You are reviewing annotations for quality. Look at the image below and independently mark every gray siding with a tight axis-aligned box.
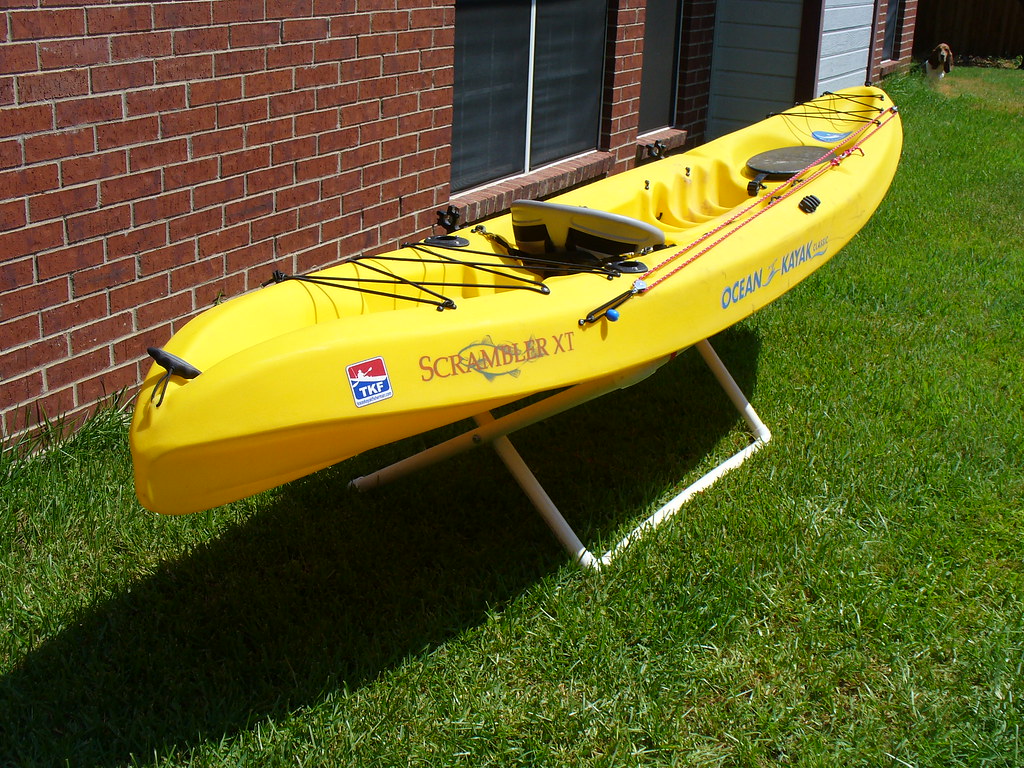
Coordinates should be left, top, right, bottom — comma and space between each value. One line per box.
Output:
816, 0, 874, 93
706, 0, 803, 139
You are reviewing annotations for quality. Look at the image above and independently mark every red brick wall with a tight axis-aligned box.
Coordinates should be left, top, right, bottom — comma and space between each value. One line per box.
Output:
871, 0, 918, 81
0, 0, 719, 437
1, 0, 455, 435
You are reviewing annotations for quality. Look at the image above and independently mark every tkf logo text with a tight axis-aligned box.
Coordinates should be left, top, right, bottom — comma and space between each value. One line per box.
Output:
721, 236, 829, 309
419, 332, 576, 382
347, 357, 394, 407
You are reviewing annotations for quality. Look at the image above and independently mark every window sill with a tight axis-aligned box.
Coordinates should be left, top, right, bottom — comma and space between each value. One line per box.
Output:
449, 150, 615, 226
635, 127, 688, 163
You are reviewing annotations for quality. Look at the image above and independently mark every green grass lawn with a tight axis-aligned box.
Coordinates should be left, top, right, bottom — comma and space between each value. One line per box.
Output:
3, 68, 1022, 767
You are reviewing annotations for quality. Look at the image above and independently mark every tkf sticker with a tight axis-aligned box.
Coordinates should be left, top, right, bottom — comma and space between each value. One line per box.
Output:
347, 357, 393, 407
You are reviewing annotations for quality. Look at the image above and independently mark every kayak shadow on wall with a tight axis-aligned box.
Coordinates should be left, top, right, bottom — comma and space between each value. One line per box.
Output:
0, 326, 763, 767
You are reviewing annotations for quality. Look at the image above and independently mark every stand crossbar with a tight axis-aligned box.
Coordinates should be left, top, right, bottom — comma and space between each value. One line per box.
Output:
350, 339, 771, 570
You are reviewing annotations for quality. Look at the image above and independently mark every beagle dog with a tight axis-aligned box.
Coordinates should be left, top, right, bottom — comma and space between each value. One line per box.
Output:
924, 43, 953, 80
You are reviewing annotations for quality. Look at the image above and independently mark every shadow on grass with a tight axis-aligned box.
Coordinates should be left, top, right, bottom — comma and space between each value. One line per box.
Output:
0, 328, 762, 766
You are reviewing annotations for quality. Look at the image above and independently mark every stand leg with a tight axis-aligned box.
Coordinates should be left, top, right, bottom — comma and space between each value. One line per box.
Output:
351, 340, 770, 570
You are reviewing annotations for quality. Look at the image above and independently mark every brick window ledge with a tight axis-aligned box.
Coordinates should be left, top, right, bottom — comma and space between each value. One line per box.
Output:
635, 127, 688, 163
449, 150, 616, 226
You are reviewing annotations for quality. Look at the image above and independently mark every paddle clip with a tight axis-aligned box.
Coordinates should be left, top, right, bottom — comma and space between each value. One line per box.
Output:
579, 279, 647, 326
147, 347, 201, 407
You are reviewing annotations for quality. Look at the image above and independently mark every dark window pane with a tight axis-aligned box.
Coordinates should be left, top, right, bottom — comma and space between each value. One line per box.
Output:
530, 0, 606, 167
638, 0, 681, 132
452, 0, 531, 191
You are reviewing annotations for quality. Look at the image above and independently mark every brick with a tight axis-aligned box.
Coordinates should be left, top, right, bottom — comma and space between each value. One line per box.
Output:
126, 84, 187, 117
0, 163, 58, 198
55, 95, 123, 129
295, 63, 339, 89
213, 48, 264, 77
105, 222, 166, 261
91, 61, 155, 94
0, 103, 52, 139
220, 145, 270, 177
87, 5, 155, 35
173, 26, 229, 56
266, 0, 313, 20
315, 82, 358, 109
251, 209, 296, 243
370, 10, 410, 32
17, 70, 90, 103
189, 76, 242, 107
0, 277, 69, 319
169, 207, 222, 243
96, 115, 159, 150
0, 335, 68, 379
39, 38, 110, 71
128, 141, 188, 173
133, 190, 190, 226
246, 164, 293, 194
214, 0, 266, 24
73, 257, 137, 297
0, 255, 33, 292
147, 293, 196, 329
266, 42, 313, 69
10, 9, 85, 40
109, 273, 168, 313
76, 361, 140, 406
271, 135, 315, 163
37, 240, 105, 279
296, 153, 339, 181
194, 272, 246, 308
0, 314, 41, 348
159, 107, 216, 138
225, 193, 273, 226
295, 102, 338, 135
216, 97, 268, 127
297, 197, 340, 227
192, 127, 244, 158
61, 150, 128, 186
100, 169, 161, 204
112, 31, 173, 62
277, 224, 318, 256
198, 222, 248, 258
0, 375, 44, 423
0, 43, 38, 76
163, 157, 218, 190
313, 37, 357, 64
66, 206, 129, 243
224, 237, 273, 273
24, 127, 94, 165
294, 241, 337, 273
229, 21, 280, 48
156, 54, 214, 84
270, 89, 315, 117
70, 311, 134, 354
0, 221, 65, 264
0, 140, 20, 170
246, 117, 292, 146
46, 347, 109, 390
275, 180, 319, 211
193, 176, 244, 210
169, 255, 224, 292
282, 17, 329, 42
154, 1, 213, 29
139, 240, 194, 276
244, 69, 293, 98
112, 323, 172, 364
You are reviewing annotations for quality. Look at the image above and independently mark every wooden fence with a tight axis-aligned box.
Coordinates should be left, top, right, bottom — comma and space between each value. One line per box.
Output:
913, 0, 1024, 59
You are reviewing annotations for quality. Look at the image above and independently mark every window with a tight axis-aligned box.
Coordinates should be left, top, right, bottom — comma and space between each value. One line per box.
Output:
451, 0, 608, 193
883, 0, 905, 61
638, 0, 683, 133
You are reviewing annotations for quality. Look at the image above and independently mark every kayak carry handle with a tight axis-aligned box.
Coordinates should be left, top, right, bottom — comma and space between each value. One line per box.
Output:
147, 347, 201, 407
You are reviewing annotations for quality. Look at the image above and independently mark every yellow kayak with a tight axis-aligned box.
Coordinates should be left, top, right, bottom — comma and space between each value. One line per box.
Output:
131, 86, 902, 515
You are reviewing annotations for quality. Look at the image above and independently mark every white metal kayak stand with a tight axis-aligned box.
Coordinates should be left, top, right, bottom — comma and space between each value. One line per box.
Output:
349, 339, 771, 570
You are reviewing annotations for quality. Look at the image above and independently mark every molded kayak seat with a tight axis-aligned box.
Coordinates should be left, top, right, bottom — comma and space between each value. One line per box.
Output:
511, 200, 665, 262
